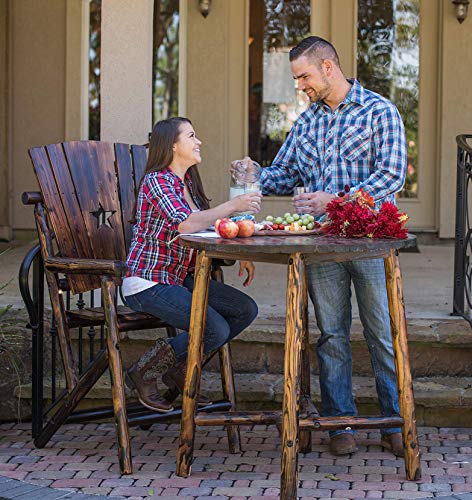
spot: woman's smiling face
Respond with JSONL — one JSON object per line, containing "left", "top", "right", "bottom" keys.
{"left": 173, "top": 122, "right": 202, "bottom": 166}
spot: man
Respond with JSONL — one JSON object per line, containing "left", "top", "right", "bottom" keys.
{"left": 237, "top": 36, "right": 407, "bottom": 456}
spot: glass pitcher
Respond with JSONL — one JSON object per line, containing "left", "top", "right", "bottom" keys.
{"left": 230, "top": 160, "right": 262, "bottom": 215}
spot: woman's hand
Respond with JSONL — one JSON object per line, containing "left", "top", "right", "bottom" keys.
{"left": 231, "top": 192, "right": 262, "bottom": 214}
{"left": 239, "top": 260, "right": 255, "bottom": 287}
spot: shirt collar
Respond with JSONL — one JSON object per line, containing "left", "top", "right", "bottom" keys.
{"left": 311, "top": 78, "right": 365, "bottom": 114}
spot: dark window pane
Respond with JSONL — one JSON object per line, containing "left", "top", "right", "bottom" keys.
{"left": 357, "top": 0, "right": 420, "bottom": 198}
{"left": 89, "top": 0, "right": 101, "bottom": 140}
{"left": 153, "top": 0, "right": 179, "bottom": 123}
{"left": 249, "top": 0, "right": 311, "bottom": 167}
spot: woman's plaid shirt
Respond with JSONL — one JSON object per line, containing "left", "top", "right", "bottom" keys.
{"left": 260, "top": 79, "right": 407, "bottom": 207}
{"left": 126, "top": 168, "right": 199, "bottom": 286}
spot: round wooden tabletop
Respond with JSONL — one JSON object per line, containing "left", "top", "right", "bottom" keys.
{"left": 180, "top": 234, "right": 417, "bottom": 263}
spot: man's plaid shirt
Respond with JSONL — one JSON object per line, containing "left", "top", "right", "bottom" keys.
{"left": 260, "top": 79, "right": 407, "bottom": 207}
{"left": 126, "top": 168, "right": 198, "bottom": 286}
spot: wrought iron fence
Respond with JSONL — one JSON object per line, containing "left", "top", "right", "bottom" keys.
{"left": 453, "top": 134, "right": 472, "bottom": 326}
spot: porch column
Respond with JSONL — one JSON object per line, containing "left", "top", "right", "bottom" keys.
{"left": 100, "top": 0, "right": 153, "bottom": 144}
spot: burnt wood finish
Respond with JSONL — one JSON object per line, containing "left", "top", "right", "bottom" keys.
{"left": 299, "top": 270, "right": 313, "bottom": 453}
{"left": 281, "top": 253, "right": 304, "bottom": 500}
{"left": 384, "top": 250, "right": 422, "bottom": 481}
{"left": 101, "top": 277, "right": 132, "bottom": 474}
{"left": 194, "top": 412, "right": 403, "bottom": 430}
{"left": 219, "top": 344, "right": 241, "bottom": 454}
{"left": 176, "top": 251, "right": 212, "bottom": 477}
{"left": 25, "top": 141, "right": 240, "bottom": 475}
{"left": 179, "top": 235, "right": 419, "bottom": 500}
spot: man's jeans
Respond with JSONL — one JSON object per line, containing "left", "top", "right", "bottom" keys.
{"left": 125, "top": 275, "right": 258, "bottom": 362}
{"left": 306, "top": 258, "right": 400, "bottom": 436}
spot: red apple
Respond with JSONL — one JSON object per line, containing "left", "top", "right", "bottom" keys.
{"left": 236, "top": 219, "right": 255, "bottom": 238}
{"left": 215, "top": 218, "right": 239, "bottom": 239}
{"left": 215, "top": 219, "right": 222, "bottom": 234}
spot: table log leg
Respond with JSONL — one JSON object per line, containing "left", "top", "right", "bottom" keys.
{"left": 384, "top": 250, "right": 421, "bottom": 481}
{"left": 281, "top": 253, "right": 304, "bottom": 500}
{"left": 176, "top": 251, "right": 211, "bottom": 477}
{"left": 101, "top": 278, "right": 132, "bottom": 475}
{"left": 299, "top": 270, "right": 312, "bottom": 453}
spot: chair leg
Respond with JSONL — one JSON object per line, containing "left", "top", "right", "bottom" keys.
{"left": 219, "top": 344, "right": 242, "bottom": 453}
{"left": 212, "top": 264, "right": 241, "bottom": 454}
{"left": 281, "top": 253, "right": 304, "bottom": 500}
{"left": 384, "top": 250, "right": 421, "bottom": 481}
{"left": 102, "top": 278, "right": 132, "bottom": 475}
{"left": 176, "top": 251, "right": 211, "bottom": 477}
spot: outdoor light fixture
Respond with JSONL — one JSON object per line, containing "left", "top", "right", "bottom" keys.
{"left": 452, "top": 0, "right": 469, "bottom": 23}
{"left": 198, "top": 0, "right": 212, "bottom": 18}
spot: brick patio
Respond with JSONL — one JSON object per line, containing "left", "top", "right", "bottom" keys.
{"left": 1, "top": 422, "right": 472, "bottom": 499}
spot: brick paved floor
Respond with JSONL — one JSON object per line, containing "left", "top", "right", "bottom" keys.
{"left": 1, "top": 422, "right": 472, "bottom": 499}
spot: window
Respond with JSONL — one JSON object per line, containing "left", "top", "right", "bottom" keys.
{"left": 357, "top": 0, "right": 420, "bottom": 198}
{"left": 248, "top": 0, "right": 311, "bottom": 167}
{"left": 88, "top": 0, "right": 101, "bottom": 140}
{"left": 153, "top": 0, "right": 180, "bottom": 123}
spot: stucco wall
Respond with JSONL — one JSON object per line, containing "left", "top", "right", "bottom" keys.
{"left": 439, "top": 3, "right": 472, "bottom": 238}
{"left": 0, "top": 0, "right": 9, "bottom": 240}
{"left": 100, "top": 0, "right": 153, "bottom": 144}
{"left": 9, "top": 0, "right": 66, "bottom": 231}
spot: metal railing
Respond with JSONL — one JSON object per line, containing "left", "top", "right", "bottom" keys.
{"left": 453, "top": 134, "right": 472, "bottom": 326}
{"left": 18, "top": 245, "right": 106, "bottom": 438}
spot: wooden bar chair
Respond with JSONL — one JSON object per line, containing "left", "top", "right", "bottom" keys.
{"left": 23, "top": 140, "right": 241, "bottom": 474}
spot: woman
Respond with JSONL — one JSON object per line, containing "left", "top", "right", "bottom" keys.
{"left": 123, "top": 117, "right": 261, "bottom": 412}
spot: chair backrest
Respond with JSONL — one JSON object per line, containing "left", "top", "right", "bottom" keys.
{"left": 29, "top": 141, "right": 148, "bottom": 294}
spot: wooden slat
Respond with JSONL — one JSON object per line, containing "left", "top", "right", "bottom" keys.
{"left": 63, "top": 141, "right": 126, "bottom": 261}
{"left": 41, "top": 144, "right": 98, "bottom": 293}
{"left": 114, "top": 143, "right": 136, "bottom": 251}
{"left": 131, "top": 144, "right": 148, "bottom": 193}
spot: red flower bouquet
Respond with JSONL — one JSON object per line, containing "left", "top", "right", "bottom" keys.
{"left": 322, "top": 188, "right": 409, "bottom": 239}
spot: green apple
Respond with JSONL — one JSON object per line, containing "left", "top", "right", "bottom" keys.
{"left": 266, "top": 215, "right": 274, "bottom": 222}
{"left": 292, "top": 213, "right": 300, "bottom": 221}
{"left": 307, "top": 222, "right": 314, "bottom": 230}
{"left": 274, "top": 216, "right": 283, "bottom": 225}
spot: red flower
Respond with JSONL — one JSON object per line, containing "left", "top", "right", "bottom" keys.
{"left": 322, "top": 190, "right": 408, "bottom": 239}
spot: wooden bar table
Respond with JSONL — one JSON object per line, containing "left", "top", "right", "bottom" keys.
{"left": 175, "top": 234, "right": 421, "bottom": 499}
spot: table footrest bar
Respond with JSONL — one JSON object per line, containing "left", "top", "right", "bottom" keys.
{"left": 195, "top": 411, "right": 280, "bottom": 426}
{"left": 300, "top": 415, "right": 404, "bottom": 431}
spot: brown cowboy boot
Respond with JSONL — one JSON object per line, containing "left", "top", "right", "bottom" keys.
{"left": 162, "top": 361, "right": 212, "bottom": 407}
{"left": 126, "top": 338, "right": 176, "bottom": 413}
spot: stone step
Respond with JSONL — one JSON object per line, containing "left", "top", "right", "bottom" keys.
{"left": 17, "top": 372, "right": 472, "bottom": 427}
{"left": 69, "top": 316, "right": 472, "bottom": 377}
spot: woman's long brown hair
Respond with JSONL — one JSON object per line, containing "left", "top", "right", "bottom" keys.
{"left": 132, "top": 117, "right": 210, "bottom": 223}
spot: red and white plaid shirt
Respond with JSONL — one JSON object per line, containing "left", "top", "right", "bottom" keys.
{"left": 126, "top": 168, "right": 199, "bottom": 286}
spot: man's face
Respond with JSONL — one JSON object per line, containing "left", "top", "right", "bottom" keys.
{"left": 291, "top": 55, "right": 331, "bottom": 103}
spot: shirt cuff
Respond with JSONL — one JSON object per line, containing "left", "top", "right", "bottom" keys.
{"left": 169, "top": 207, "right": 192, "bottom": 231}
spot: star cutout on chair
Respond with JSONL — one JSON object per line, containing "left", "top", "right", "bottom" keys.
{"left": 90, "top": 203, "right": 116, "bottom": 229}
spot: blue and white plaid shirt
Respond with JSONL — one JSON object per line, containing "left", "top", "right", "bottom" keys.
{"left": 260, "top": 79, "right": 407, "bottom": 207}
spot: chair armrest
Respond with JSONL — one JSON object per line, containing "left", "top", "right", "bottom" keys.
{"left": 22, "top": 191, "right": 42, "bottom": 205}
{"left": 44, "top": 257, "right": 127, "bottom": 278}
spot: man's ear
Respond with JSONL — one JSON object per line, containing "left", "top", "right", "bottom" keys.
{"left": 323, "top": 59, "right": 334, "bottom": 76}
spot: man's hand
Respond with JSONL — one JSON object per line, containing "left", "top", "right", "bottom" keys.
{"left": 239, "top": 260, "right": 255, "bottom": 287}
{"left": 292, "top": 191, "right": 336, "bottom": 217}
{"left": 231, "top": 156, "right": 256, "bottom": 178}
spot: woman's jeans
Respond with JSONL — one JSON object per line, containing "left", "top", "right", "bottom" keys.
{"left": 306, "top": 258, "right": 400, "bottom": 437}
{"left": 125, "top": 275, "right": 258, "bottom": 363}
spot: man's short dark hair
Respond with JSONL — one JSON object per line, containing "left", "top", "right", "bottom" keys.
{"left": 289, "top": 36, "right": 340, "bottom": 67}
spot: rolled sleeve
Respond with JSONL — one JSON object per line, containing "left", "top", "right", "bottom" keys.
{"left": 143, "top": 175, "right": 192, "bottom": 231}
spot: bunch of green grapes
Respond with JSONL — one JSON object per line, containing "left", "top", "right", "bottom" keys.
{"left": 265, "top": 212, "right": 316, "bottom": 230}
